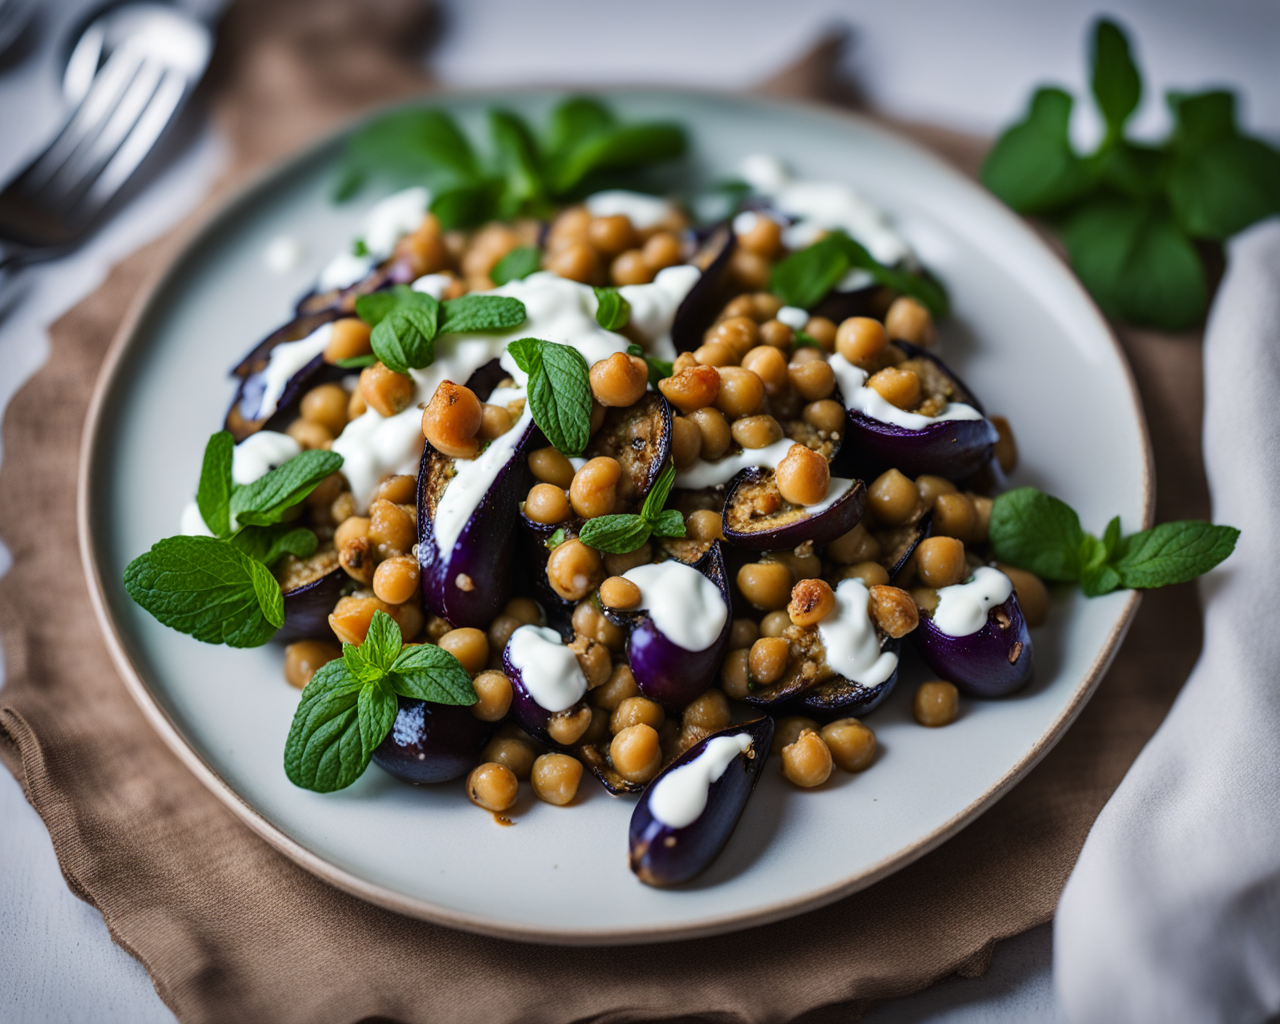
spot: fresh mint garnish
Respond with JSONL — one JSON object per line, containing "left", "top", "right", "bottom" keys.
{"left": 230, "top": 449, "right": 343, "bottom": 529}
{"left": 439, "top": 294, "right": 527, "bottom": 333}
{"left": 372, "top": 304, "right": 438, "bottom": 375}
{"left": 196, "top": 430, "right": 234, "bottom": 538}
{"left": 352, "top": 239, "right": 369, "bottom": 257}
{"left": 491, "top": 246, "right": 542, "bottom": 285}
{"left": 792, "top": 329, "right": 824, "bottom": 350}
{"left": 490, "top": 109, "right": 547, "bottom": 218}
{"left": 595, "top": 287, "right": 631, "bottom": 330}
{"left": 333, "top": 108, "right": 481, "bottom": 202}
{"left": 625, "top": 343, "right": 671, "bottom": 388}
{"left": 354, "top": 286, "right": 528, "bottom": 372}
{"left": 507, "top": 337, "right": 592, "bottom": 457}
{"left": 284, "top": 611, "right": 476, "bottom": 793}
{"left": 578, "top": 462, "right": 686, "bottom": 553}
{"left": 230, "top": 524, "right": 318, "bottom": 568}
{"left": 988, "top": 486, "right": 1238, "bottom": 596}
{"left": 335, "top": 354, "right": 377, "bottom": 369}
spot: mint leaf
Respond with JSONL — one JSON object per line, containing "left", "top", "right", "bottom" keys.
{"left": 123, "top": 536, "right": 283, "bottom": 647}
{"left": 362, "top": 610, "right": 402, "bottom": 672}
{"left": 490, "top": 109, "right": 546, "bottom": 216}
{"left": 989, "top": 488, "right": 1085, "bottom": 582}
{"left": 196, "top": 431, "right": 234, "bottom": 538}
{"left": 335, "top": 354, "right": 377, "bottom": 369}
{"left": 230, "top": 449, "right": 344, "bottom": 529}
{"left": 430, "top": 181, "right": 504, "bottom": 231}
{"left": 546, "top": 96, "right": 615, "bottom": 156}
{"left": 283, "top": 660, "right": 367, "bottom": 792}
{"left": 390, "top": 644, "right": 477, "bottom": 705}
{"left": 981, "top": 88, "right": 1095, "bottom": 214}
{"left": 343, "top": 641, "right": 384, "bottom": 686}
{"left": 371, "top": 304, "right": 438, "bottom": 375}
{"left": 640, "top": 462, "right": 677, "bottom": 521}
{"left": 353, "top": 239, "right": 369, "bottom": 257}
{"left": 509, "top": 338, "right": 592, "bottom": 456}
{"left": 595, "top": 287, "right": 631, "bottom": 330}
{"left": 544, "top": 122, "right": 686, "bottom": 195}
{"left": 649, "top": 509, "right": 686, "bottom": 538}
{"left": 440, "top": 295, "right": 527, "bottom": 333}
{"left": 230, "top": 524, "right": 318, "bottom": 567}
{"left": 578, "top": 514, "right": 653, "bottom": 554}
{"left": 491, "top": 246, "right": 542, "bottom": 285}
{"left": 1112, "top": 521, "right": 1239, "bottom": 588}
{"left": 358, "top": 680, "right": 399, "bottom": 766}
{"left": 1078, "top": 534, "right": 1120, "bottom": 597}
{"left": 769, "top": 235, "right": 849, "bottom": 310}
{"left": 336, "top": 108, "right": 480, "bottom": 201}
{"left": 355, "top": 291, "right": 399, "bottom": 327}
{"left": 828, "top": 232, "right": 950, "bottom": 319}
{"left": 1091, "top": 19, "right": 1142, "bottom": 139}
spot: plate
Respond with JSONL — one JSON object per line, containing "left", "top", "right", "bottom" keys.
{"left": 79, "top": 88, "right": 1151, "bottom": 945}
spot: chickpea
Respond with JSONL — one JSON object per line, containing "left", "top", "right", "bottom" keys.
{"left": 611, "top": 724, "right": 662, "bottom": 784}
{"left": 773, "top": 549, "right": 821, "bottom": 581}
{"left": 603, "top": 542, "right": 651, "bottom": 577}
{"left": 672, "top": 352, "right": 697, "bottom": 373}
{"left": 391, "top": 603, "right": 424, "bottom": 642}
{"left": 324, "top": 317, "right": 373, "bottom": 364}
{"left": 588, "top": 214, "right": 636, "bottom": 256}
{"left": 736, "top": 560, "right": 794, "bottom": 611}
{"left": 287, "top": 418, "right": 332, "bottom": 450}
{"left": 728, "top": 618, "right": 759, "bottom": 650}
{"left": 759, "top": 318, "right": 794, "bottom": 351}
{"left": 788, "top": 578, "right": 836, "bottom": 627}
{"left": 305, "top": 473, "right": 346, "bottom": 515}
{"left": 835, "top": 317, "right": 888, "bottom": 366}
{"left": 687, "top": 407, "right": 731, "bottom": 460}
{"left": 788, "top": 359, "right": 835, "bottom": 402}
{"left": 804, "top": 316, "right": 838, "bottom": 351}
{"left": 546, "top": 704, "right": 594, "bottom": 745}
{"left": 531, "top": 753, "right": 583, "bottom": 806}
{"left": 826, "top": 522, "right": 881, "bottom": 565}
{"left": 694, "top": 341, "right": 737, "bottom": 367}
{"left": 439, "top": 628, "right": 489, "bottom": 674}
{"left": 933, "top": 492, "right": 978, "bottom": 541}
{"left": 868, "top": 469, "right": 920, "bottom": 526}
{"left": 912, "top": 586, "right": 940, "bottom": 615}
{"left": 685, "top": 508, "right": 724, "bottom": 542}
{"left": 591, "top": 663, "right": 640, "bottom": 711}
{"left": 671, "top": 417, "right": 702, "bottom": 470}
{"left": 746, "top": 292, "right": 780, "bottom": 320}
{"left": 869, "top": 585, "right": 919, "bottom": 638}
{"left": 611, "top": 696, "right": 665, "bottom": 734}
{"left": 546, "top": 539, "right": 604, "bottom": 602}
{"left": 720, "top": 649, "right": 751, "bottom": 699}
{"left": 740, "top": 346, "right": 788, "bottom": 396}
{"left": 330, "top": 491, "right": 357, "bottom": 525}
{"left": 969, "top": 494, "right": 993, "bottom": 543}
{"left": 328, "top": 596, "right": 391, "bottom": 646}
{"left": 372, "top": 556, "right": 420, "bottom": 605}
{"left": 334, "top": 515, "right": 370, "bottom": 549}
{"left": 731, "top": 414, "right": 784, "bottom": 450}
{"left": 759, "top": 609, "right": 793, "bottom": 638}
{"left": 749, "top": 636, "right": 791, "bottom": 685}
{"left": 720, "top": 295, "right": 758, "bottom": 321}
{"left": 462, "top": 224, "right": 518, "bottom": 278}
{"left": 590, "top": 352, "right": 648, "bottom": 407}
{"left": 546, "top": 242, "right": 600, "bottom": 284}
{"left": 915, "top": 537, "right": 968, "bottom": 589}
{"left": 775, "top": 444, "right": 830, "bottom": 506}
{"left": 395, "top": 219, "right": 450, "bottom": 277}
{"left": 867, "top": 367, "right": 921, "bottom": 410}
{"left": 599, "top": 575, "right": 641, "bottom": 610}
{"left": 478, "top": 403, "right": 513, "bottom": 441}
{"left": 524, "top": 483, "right": 571, "bottom": 525}
{"left": 790, "top": 346, "right": 826, "bottom": 365}
{"left": 348, "top": 387, "right": 367, "bottom": 420}
{"left": 611, "top": 249, "right": 654, "bottom": 286}
{"left": 472, "top": 670, "right": 513, "bottom": 721}
{"left": 821, "top": 718, "right": 876, "bottom": 772}
{"left": 841, "top": 560, "right": 890, "bottom": 587}
{"left": 422, "top": 380, "right": 482, "bottom": 459}
{"left": 728, "top": 248, "right": 770, "bottom": 291}
{"left": 483, "top": 731, "right": 538, "bottom": 780}
{"left": 782, "top": 729, "right": 833, "bottom": 787}
{"left": 546, "top": 206, "right": 591, "bottom": 251}
{"left": 368, "top": 499, "right": 415, "bottom": 558}
{"left": 487, "top": 614, "right": 522, "bottom": 655}
{"left": 916, "top": 474, "right": 957, "bottom": 508}
{"left": 300, "top": 383, "right": 350, "bottom": 437}
{"left": 803, "top": 399, "right": 846, "bottom": 435}
{"left": 991, "top": 415, "right": 1018, "bottom": 473}
{"left": 737, "top": 212, "right": 783, "bottom": 256}
{"left": 710, "top": 316, "right": 760, "bottom": 359}
{"left": 642, "top": 231, "right": 682, "bottom": 271}
{"left": 283, "top": 639, "right": 341, "bottom": 689}
{"left": 771, "top": 716, "right": 820, "bottom": 755}
{"left": 360, "top": 363, "right": 414, "bottom": 417}
{"left": 682, "top": 689, "right": 731, "bottom": 732}
{"left": 467, "top": 763, "right": 519, "bottom": 813}
{"left": 659, "top": 365, "right": 720, "bottom": 414}
{"left": 998, "top": 564, "right": 1050, "bottom": 628}
{"left": 885, "top": 296, "right": 935, "bottom": 346}
{"left": 714, "top": 366, "right": 766, "bottom": 420}
{"left": 570, "top": 632, "right": 614, "bottom": 687}
{"left": 569, "top": 456, "right": 622, "bottom": 519}
{"left": 527, "top": 447, "right": 575, "bottom": 488}
{"left": 372, "top": 474, "right": 416, "bottom": 506}
{"left": 914, "top": 681, "right": 960, "bottom": 727}
{"left": 581, "top": 707, "right": 611, "bottom": 746}
{"left": 503, "top": 597, "right": 543, "bottom": 626}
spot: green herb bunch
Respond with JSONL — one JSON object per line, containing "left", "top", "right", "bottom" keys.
{"left": 123, "top": 433, "right": 344, "bottom": 647}
{"left": 982, "top": 19, "right": 1280, "bottom": 330}
{"left": 334, "top": 96, "right": 687, "bottom": 229}
{"left": 577, "top": 462, "right": 686, "bottom": 553}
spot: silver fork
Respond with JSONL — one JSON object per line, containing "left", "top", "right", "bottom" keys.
{"left": 0, "top": 3, "right": 212, "bottom": 273}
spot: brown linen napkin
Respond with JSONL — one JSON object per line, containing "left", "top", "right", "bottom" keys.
{"left": 0, "top": 6, "right": 1210, "bottom": 1022}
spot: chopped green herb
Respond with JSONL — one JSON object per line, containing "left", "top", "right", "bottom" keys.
{"left": 335, "top": 354, "right": 378, "bottom": 369}
{"left": 507, "top": 337, "right": 592, "bottom": 456}
{"left": 594, "top": 287, "right": 631, "bottom": 331}
{"left": 578, "top": 462, "right": 686, "bottom": 553}
{"left": 491, "top": 246, "right": 543, "bottom": 285}
{"left": 626, "top": 343, "right": 672, "bottom": 388}
{"left": 352, "top": 239, "right": 369, "bottom": 257}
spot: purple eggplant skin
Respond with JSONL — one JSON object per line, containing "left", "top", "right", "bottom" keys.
{"left": 794, "top": 637, "right": 900, "bottom": 720}
{"left": 371, "top": 698, "right": 495, "bottom": 784}
{"left": 670, "top": 225, "right": 736, "bottom": 354}
{"left": 629, "top": 717, "right": 774, "bottom": 887}
{"left": 276, "top": 567, "right": 346, "bottom": 643}
{"left": 602, "top": 542, "right": 732, "bottom": 709}
{"left": 842, "top": 343, "right": 999, "bottom": 482}
{"left": 722, "top": 469, "right": 866, "bottom": 551}
{"left": 518, "top": 513, "right": 578, "bottom": 640}
{"left": 916, "top": 593, "right": 1033, "bottom": 697}
{"left": 417, "top": 418, "right": 537, "bottom": 629}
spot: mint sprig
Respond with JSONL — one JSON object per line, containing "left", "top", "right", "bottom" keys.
{"left": 196, "top": 431, "right": 234, "bottom": 539}
{"left": 230, "top": 449, "right": 343, "bottom": 528}
{"left": 439, "top": 294, "right": 527, "bottom": 333}
{"left": 988, "top": 487, "right": 1238, "bottom": 597}
{"left": 578, "top": 462, "right": 686, "bottom": 553}
{"left": 284, "top": 611, "right": 476, "bottom": 793}
{"left": 507, "top": 337, "right": 592, "bottom": 456}
{"left": 595, "top": 287, "right": 631, "bottom": 331}
{"left": 491, "top": 246, "right": 542, "bottom": 286}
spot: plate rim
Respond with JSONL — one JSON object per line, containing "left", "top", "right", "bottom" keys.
{"left": 78, "top": 85, "right": 1154, "bottom": 946}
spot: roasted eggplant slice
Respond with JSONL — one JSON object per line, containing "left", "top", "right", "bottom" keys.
{"left": 584, "top": 392, "right": 673, "bottom": 510}
{"left": 273, "top": 546, "right": 345, "bottom": 643}
{"left": 722, "top": 468, "right": 866, "bottom": 550}
{"left": 794, "top": 636, "right": 900, "bottom": 720}
{"left": 629, "top": 718, "right": 773, "bottom": 886}
{"left": 503, "top": 624, "right": 593, "bottom": 745}
{"left": 372, "top": 698, "right": 495, "bottom": 784}
{"left": 877, "top": 508, "right": 933, "bottom": 581}
{"left": 670, "top": 225, "right": 735, "bottom": 354}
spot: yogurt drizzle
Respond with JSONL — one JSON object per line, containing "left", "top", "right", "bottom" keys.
{"left": 931, "top": 567, "right": 1014, "bottom": 637}
{"left": 506, "top": 625, "right": 588, "bottom": 712}
{"left": 251, "top": 322, "right": 333, "bottom": 422}
{"left": 829, "top": 352, "right": 982, "bottom": 431}
{"left": 621, "top": 561, "right": 728, "bottom": 652}
{"left": 316, "top": 186, "right": 430, "bottom": 292}
{"left": 674, "top": 438, "right": 854, "bottom": 516}
{"left": 648, "top": 733, "right": 754, "bottom": 830}
{"left": 816, "top": 578, "right": 898, "bottom": 687}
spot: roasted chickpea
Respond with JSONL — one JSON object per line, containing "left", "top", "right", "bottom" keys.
{"left": 546, "top": 242, "right": 601, "bottom": 284}
{"left": 868, "top": 469, "right": 919, "bottom": 526}
{"left": 467, "top": 763, "right": 518, "bottom": 813}
{"left": 969, "top": 494, "right": 993, "bottom": 543}
{"left": 546, "top": 705, "right": 593, "bottom": 745}
{"left": 773, "top": 548, "right": 821, "bottom": 581}
{"left": 682, "top": 689, "right": 731, "bottom": 733}
{"left": 740, "top": 346, "right": 788, "bottom": 396}
{"left": 546, "top": 539, "right": 604, "bottom": 602}
{"left": 841, "top": 560, "right": 890, "bottom": 587}
{"left": 283, "top": 639, "right": 341, "bottom": 689}
{"left": 659, "top": 365, "right": 720, "bottom": 414}
{"left": 478, "top": 403, "right": 513, "bottom": 441}
{"left": 867, "top": 367, "right": 921, "bottom": 410}
{"left": 788, "top": 578, "right": 836, "bottom": 627}
{"left": 803, "top": 399, "right": 846, "bottom": 435}
{"left": 472, "top": 670, "right": 513, "bottom": 722}
{"left": 788, "top": 359, "right": 835, "bottom": 402}
{"left": 998, "top": 564, "right": 1050, "bottom": 628}
{"left": 306, "top": 472, "right": 346, "bottom": 513}
{"left": 360, "top": 363, "right": 414, "bottom": 417}
{"left": 439, "top": 628, "right": 488, "bottom": 674}
{"left": 720, "top": 295, "right": 758, "bottom": 321}
{"left": 589, "top": 400, "right": 607, "bottom": 435}
{"left": 591, "top": 663, "right": 640, "bottom": 710}
{"left": 610, "top": 249, "right": 653, "bottom": 286}
{"left": 771, "top": 715, "right": 819, "bottom": 755}
{"left": 599, "top": 575, "right": 641, "bottom": 610}
{"left": 569, "top": 456, "right": 622, "bottom": 519}
{"left": 330, "top": 491, "right": 357, "bottom": 525}
{"left": 821, "top": 718, "right": 876, "bottom": 772}
{"left": 487, "top": 614, "right": 522, "bottom": 655}
{"left": 885, "top": 296, "right": 935, "bottom": 346}
{"left": 728, "top": 248, "right": 770, "bottom": 290}
{"left": 300, "top": 383, "right": 350, "bottom": 437}
{"left": 835, "top": 317, "right": 888, "bottom": 366}
{"left": 373, "top": 474, "right": 416, "bottom": 505}
{"left": 611, "top": 724, "right": 662, "bottom": 783}
{"left": 531, "top": 753, "right": 583, "bottom": 806}
{"left": 287, "top": 418, "right": 332, "bottom": 450}
{"left": 782, "top": 729, "right": 833, "bottom": 787}
{"left": 736, "top": 560, "right": 794, "bottom": 611}
{"left": 328, "top": 595, "right": 392, "bottom": 646}
{"left": 590, "top": 352, "right": 648, "bottom": 407}
{"left": 483, "top": 730, "right": 538, "bottom": 780}
{"left": 588, "top": 214, "right": 636, "bottom": 255}
{"left": 869, "top": 585, "right": 920, "bottom": 638}
{"left": 914, "top": 681, "right": 959, "bottom": 727}
{"left": 324, "top": 317, "right": 373, "bottom": 364}
{"left": 737, "top": 212, "right": 783, "bottom": 256}
{"left": 694, "top": 341, "right": 737, "bottom": 367}
{"left": 348, "top": 388, "right": 367, "bottom": 420}
{"left": 373, "top": 556, "right": 420, "bottom": 605}
{"left": 749, "top": 636, "right": 790, "bottom": 685}
{"left": 642, "top": 231, "right": 682, "bottom": 271}
{"left": 759, "top": 609, "right": 793, "bottom": 638}
{"left": 504, "top": 597, "right": 543, "bottom": 626}
{"left": 461, "top": 224, "right": 518, "bottom": 278}
{"left": 334, "top": 514, "right": 370, "bottom": 549}
{"left": 916, "top": 474, "right": 957, "bottom": 508}
{"left": 991, "top": 415, "right": 1018, "bottom": 473}
{"left": 826, "top": 522, "right": 881, "bottom": 564}
{"left": 528, "top": 446, "right": 575, "bottom": 488}
{"left": 775, "top": 444, "right": 830, "bottom": 506}
{"left": 368, "top": 498, "right": 415, "bottom": 558}
{"left": 671, "top": 416, "right": 702, "bottom": 470}
{"left": 790, "top": 346, "right": 825, "bottom": 365}
{"left": 714, "top": 366, "right": 766, "bottom": 420}
{"left": 915, "top": 536, "right": 968, "bottom": 589}
{"left": 611, "top": 696, "right": 664, "bottom": 734}
{"left": 582, "top": 707, "right": 611, "bottom": 747}
{"left": 731, "top": 414, "right": 784, "bottom": 450}
{"left": 687, "top": 407, "right": 731, "bottom": 460}
{"left": 546, "top": 206, "right": 591, "bottom": 251}
{"left": 933, "top": 492, "right": 978, "bottom": 541}
{"left": 720, "top": 648, "right": 751, "bottom": 700}
{"left": 422, "top": 380, "right": 482, "bottom": 458}
{"left": 524, "top": 483, "right": 571, "bottom": 525}
{"left": 804, "top": 316, "right": 838, "bottom": 351}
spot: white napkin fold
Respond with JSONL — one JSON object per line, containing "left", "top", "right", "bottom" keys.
{"left": 1055, "top": 218, "right": 1280, "bottom": 1024}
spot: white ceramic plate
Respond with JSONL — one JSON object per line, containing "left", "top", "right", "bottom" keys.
{"left": 80, "top": 89, "right": 1151, "bottom": 945}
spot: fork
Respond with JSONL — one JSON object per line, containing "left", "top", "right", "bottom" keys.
{"left": 0, "top": 4, "right": 212, "bottom": 273}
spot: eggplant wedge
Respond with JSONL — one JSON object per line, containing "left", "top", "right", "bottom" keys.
{"left": 372, "top": 698, "right": 496, "bottom": 784}
{"left": 670, "top": 225, "right": 736, "bottom": 354}
{"left": 273, "top": 546, "right": 345, "bottom": 643}
{"left": 503, "top": 624, "right": 593, "bottom": 745}
{"left": 722, "top": 468, "right": 866, "bottom": 551}
{"left": 584, "top": 392, "right": 673, "bottom": 510}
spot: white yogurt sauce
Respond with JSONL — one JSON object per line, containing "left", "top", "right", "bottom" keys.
{"left": 411, "top": 273, "right": 453, "bottom": 300}
{"left": 317, "top": 186, "right": 430, "bottom": 292}
{"left": 585, "top": 189, "right": 675, "bottom": 229}
{"left": 621, "top": 560, "right": 728, "bottom": 652}
{"left": 776, "top": 305, "right": 809, "bottom": 330}
{"left": 263, "top": 235, "right": 305, "bottom": 274}
{"left": 738, "top": 154, "right": 913, "bottom": 268}
{"left": 506, "top": 625, "right": 587, "bottom": 713}
{"left": 648, "top": 733, "right": 753, "bottom": 830}
{"left": 674, "top": 441, "right": 852, "bottom": 519}
{"left": 817, "top": 578, "right": 898, "bottom": 686}
{"left": 231, "top": 430, "right": 300, "bottom": 485}
{"left": 254, "top": 322, "right": 333, "bottom": 421}
{"left": 829, "top": 353, "right": 983, "bottom": 431}
{"left": 932, "top": 567, "right": 1014, "bottom": 637}
{"left": 617, "top": 264, "right": 700, "bottom": 363}
{"left": 317, "top": 251, "right": 373, "bottom": 293}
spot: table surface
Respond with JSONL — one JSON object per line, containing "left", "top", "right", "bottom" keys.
{"left": 2, "top": 1, "right": 1275, "bottom": 1020}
